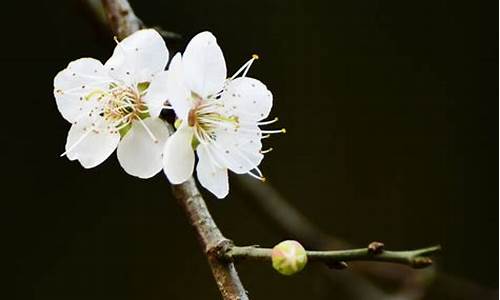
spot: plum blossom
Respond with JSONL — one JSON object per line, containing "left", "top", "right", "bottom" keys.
{"left": 54, "top": 29, "right": 171, "bottom": 178}
{"left": 163, "top": 31, "right": 284, "bottom": 198}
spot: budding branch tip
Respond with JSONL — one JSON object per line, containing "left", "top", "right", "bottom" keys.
{"left": 367, "top": 241, "right": 385, "bottom": 254}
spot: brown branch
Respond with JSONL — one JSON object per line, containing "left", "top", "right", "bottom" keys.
{"left": 93, "top": 2, "right": 450, "bottom": 300}
{"left": 99, "top": 1, "right": 248, "bottom": 299}
{"left": 101, "top": 0, "right": 142, "bottom": 39}
{"left": 171, "top": 178, "right": 248, "bottom": 300}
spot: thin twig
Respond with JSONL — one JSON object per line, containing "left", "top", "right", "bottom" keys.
{"left": 227, "top": 245, "right": 441, "bottom": 269}
{"left": 236, "top": 175, "right": 436, "bottom": 299}
{"left": 236, "top": 177, "right": 496, "bottom": 300}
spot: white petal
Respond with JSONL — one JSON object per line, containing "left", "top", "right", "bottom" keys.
{"left": 117, "top": 117, "right": 170, "bottom": 179}
{"left": 169, "top": 52, "right": 183, "bottom": 76}
{"left": 105, "top": 29, "right": 169, "bottom": 84}
{"left": 54, "top": 58, "right": 111, "bottom": 123}
{"left": 142, "top": 71, "right": 169, "bottom": 117}
{"left": 65, "top": 118, "right": 120, "bottom": 168}
{"left": 162, "top": 124, "right": 195, "bottom": 184}
{"left": 209, "top": 126, "right": 263, "bottom": 174}
{"left": 183, "top": 31, "right": 226, "bottom": 97}
{"left": 196, "top": 145, "right": 229, "bottom": 199}
{"left": 166, "top": 53, "right": 191, "bottom": 120}
{"left": 221, "top": 77, "right": 273, "bottom": 121}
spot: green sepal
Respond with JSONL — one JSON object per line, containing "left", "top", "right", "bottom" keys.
{"left": 137, "top": 82, "right": 150, "bottom": 93}
{"left": 118, "top": 124, "right": 132, "bottom": 137}
{"left": 191, "top": 135, "right": 200, "bottom": 150}
{"left": 138, "top": 111, "right": 151, "bottom": 120}
{"left": 174, "top": 119, "right": 182, "bottom": 129}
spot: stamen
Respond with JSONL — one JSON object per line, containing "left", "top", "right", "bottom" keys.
{"left": 197, "top": 98, "right": 224, "bottom": 111}
{"left": 251, "top": 164, "right": 264, "bottom": 177}
{"left": 242, "top": 54, "right": 258, "bottom": 78}
{"left": 247, "top": 170, "right": 266, "bottom": 182}
{"left": 137, "top": 117, "right": 159, "bottom": 143}
{"left": 229, "top": 54, "right": 259, "bottom": 80}
{"left": 195, "top": 125, "right": 216, "bottom": 144}
{"left": 260, "top": 147, "right": 273, "bottom": 154}
{"left": 258, "top": 117, "right": 279, "bottom": 126}
{"left": 261, "top": 128, "right": 286, "bottom": 134}
{"left": 261, "top": 134, "right": 271, "bottom": 139}
{"left": 112, "top": 112, "right": 133, "bottom": 125}
{"left": 111, "top": 104, "right": 135, "bottom": 112}
{"left": 60, "top": 127, "right": 93, "bottom": 157}
{"left": 115, "top": 121, "right": 131, "bottom": 130}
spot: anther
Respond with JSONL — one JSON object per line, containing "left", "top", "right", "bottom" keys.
{"left": 247, "top": 171, "right": 266, "bottom": 182}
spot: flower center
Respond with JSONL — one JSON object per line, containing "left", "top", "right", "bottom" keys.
{"left": 188, "top": 94, "right": 238, "bottom": 144}
{"left": 103, "top": 84, "right": 147, "bottom": 128}
{"left": 85, "top": 83, "right": 150, "bottom": 133}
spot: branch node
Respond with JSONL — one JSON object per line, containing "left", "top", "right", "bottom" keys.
{"left": 208, "top": 239, "right": 234, "bottom": 261}
{"left": 411, "top": 256, "right": 434, "bottom": 269}
{"left": 367, "top": 241, "right": 385, "bottom": 255}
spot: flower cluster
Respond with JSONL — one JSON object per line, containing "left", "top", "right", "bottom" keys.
{"left": 54, "top": 29, "right": 283, "bottom": 198}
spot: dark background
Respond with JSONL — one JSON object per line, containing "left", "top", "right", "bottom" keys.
{"left": 6, "top": 0, "right": 498, "bottom": 299}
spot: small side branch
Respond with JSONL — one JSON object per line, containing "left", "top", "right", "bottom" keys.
{"left": 236, "top": 175, "right": 439, "bottom": 299}
{"left": 226, "top": 243, "right": 441, "bottom": 269}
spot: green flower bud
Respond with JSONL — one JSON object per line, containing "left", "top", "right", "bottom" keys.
{"left": 272, "top": 240, "right": 308, "bottom": 275}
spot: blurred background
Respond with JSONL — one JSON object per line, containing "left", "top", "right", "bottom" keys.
{"left": 6, "top": 0, "right": 497, "bottom": 299}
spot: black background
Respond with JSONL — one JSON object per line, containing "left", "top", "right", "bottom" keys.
{"left": 6, "top": 0, "right": 498, "bottom": 299}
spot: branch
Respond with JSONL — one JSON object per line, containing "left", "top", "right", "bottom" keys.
{"left": 236, "top": 176, "right": 437, "bottom": 299}
{"left": 94, "top": 2, "right": 442, "bottom": 300}
{"left": 100, "top": 0, "right": 180, "bottom": 40}
{"left": 101, "top": 0, "right": 142, "bottom": 39}
{"left": 99, "top": 1, "right": 248, "bottom": 299}
{"left": 171, "top": 178, "right": 248, "bottom": 300}
{"left": 226, "top": 244, "right": 441, "bottom": 269}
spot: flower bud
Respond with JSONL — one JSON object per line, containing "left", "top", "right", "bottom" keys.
{"left": 271, "top": 240, "right": 308, "bottom": 275}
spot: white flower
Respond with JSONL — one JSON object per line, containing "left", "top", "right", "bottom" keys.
{"left": 163, "top": 31, "right": 284, "bottom": 198}
{"left": 54, "top": 29, "right": 171, "bottom": 178}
